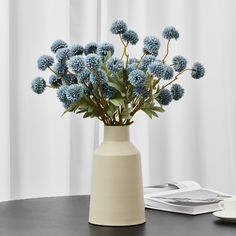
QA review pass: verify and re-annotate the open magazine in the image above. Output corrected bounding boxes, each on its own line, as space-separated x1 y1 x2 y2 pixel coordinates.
144 181 231 215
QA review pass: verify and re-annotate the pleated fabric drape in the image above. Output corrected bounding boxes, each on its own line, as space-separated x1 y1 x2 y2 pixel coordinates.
1 0 235 201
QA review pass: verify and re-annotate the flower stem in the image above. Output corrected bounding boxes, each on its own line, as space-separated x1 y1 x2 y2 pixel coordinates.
162 39 171 63
119 34 129 68
137 53 146 68
161 69 193 89
48 67 68 84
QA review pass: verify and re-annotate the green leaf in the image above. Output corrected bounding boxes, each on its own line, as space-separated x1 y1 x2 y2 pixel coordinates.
153 80 158 87
121 108 132 119
152 106 165 112
107 103 117 117
83 112 91 118
141 108 158 118
108 81 126 96
144 74 153 88
109 98 125 107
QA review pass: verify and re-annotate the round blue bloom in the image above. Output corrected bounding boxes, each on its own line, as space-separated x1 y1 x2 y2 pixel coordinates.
148 61 165 78
64 74 78 85
66 84 84 102
90 69 108 84
163 26 179 40
77 69 91 83
97 42 114 57
163 65 174 80
191 62 205 79
133 86 148 99
143 36 160 55
171 84 184 100
143 47 158 56
56 48 69 62
69 44 84 57
53 62 67 76
172 56 187 72
106 57 123 73
128 69 146 86
110 20 127 34
122 30 139 45
57 85 69 102
37 55 54 71
158 89 173 105
50 40 67 53
69 56 85 73
84 42 98 55
85 54 101 70
31 77 46 94
128 58 138 64
101 83 116 99
128 63 138 73
139 55 156 71
49 75 62 87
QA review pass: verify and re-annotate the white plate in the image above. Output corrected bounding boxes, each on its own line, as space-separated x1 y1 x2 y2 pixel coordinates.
213 210 236 222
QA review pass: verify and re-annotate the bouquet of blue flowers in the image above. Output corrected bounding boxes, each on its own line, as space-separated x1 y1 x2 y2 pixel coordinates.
32 20 205 125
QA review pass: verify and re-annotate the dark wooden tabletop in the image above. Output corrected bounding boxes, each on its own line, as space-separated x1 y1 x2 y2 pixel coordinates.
0 195 235 236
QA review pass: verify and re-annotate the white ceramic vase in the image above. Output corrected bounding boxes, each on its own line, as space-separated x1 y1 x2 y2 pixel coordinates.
89 125 145 226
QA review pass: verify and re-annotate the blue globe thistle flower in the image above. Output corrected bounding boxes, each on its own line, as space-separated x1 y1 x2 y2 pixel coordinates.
84 42 98 55
163 26 179 40
49 75 62 87
97 42 114 57
110 20 127 34
85 54 101 70
171 84 184 100
69 44 84 57
133 86 148 99
128 58 138 64
69 56 85 73
106 57 123 73
172 56 187 72
122 30 139 45
50 40 67 53
128 69 147 86
53 62 67 76
56 48 69 62
57 85 69 102
148 61 165 78
128 63 138 73
64 74 78 85
139 55 156 71
77 69 91 83
143 36 160 55
163 65 174 80
101 83 116 99
37 55 54 71
66 84 84 102
158 89 173 105
90 69 108 84
191 62 205 79
143 47 159 57
31 77 46 94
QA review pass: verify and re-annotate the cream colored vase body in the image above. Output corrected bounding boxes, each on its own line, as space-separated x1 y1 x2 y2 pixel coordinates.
89 126 145 226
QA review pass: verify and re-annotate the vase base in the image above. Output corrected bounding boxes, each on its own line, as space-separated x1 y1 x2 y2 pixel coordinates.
89 219 146 227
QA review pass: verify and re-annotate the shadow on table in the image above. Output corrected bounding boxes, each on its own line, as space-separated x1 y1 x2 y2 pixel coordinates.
89 223 146 236
213 220 236 228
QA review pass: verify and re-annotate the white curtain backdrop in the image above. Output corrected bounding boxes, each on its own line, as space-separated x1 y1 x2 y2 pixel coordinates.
1 0 236 201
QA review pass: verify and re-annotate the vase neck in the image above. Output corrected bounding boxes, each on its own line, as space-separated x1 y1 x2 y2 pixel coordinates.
104 126 130 142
